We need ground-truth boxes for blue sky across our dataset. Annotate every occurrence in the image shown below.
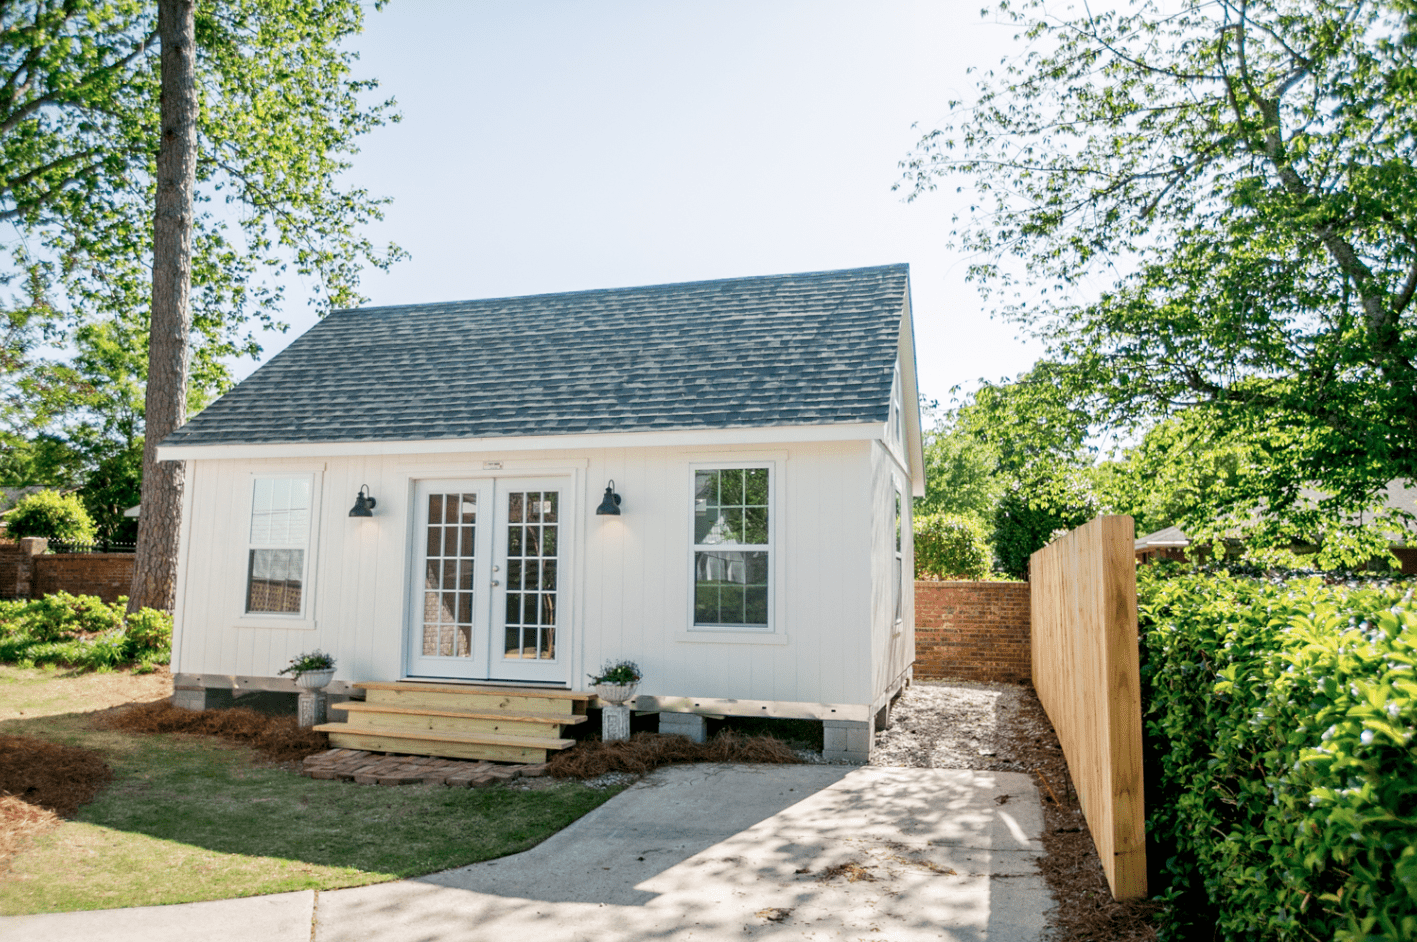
[245,0,1050,413]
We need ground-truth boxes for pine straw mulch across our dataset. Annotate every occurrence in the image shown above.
[987,685,1161,942]
[95,699,330,764]
[0,733,114,872]
[547,729,800,779]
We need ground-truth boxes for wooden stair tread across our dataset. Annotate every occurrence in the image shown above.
[331,701,588,725]
[314,723,575,751]
[358,681,593,700]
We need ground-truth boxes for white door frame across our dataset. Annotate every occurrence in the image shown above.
[404,472,576,685]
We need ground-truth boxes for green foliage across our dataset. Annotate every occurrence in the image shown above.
[914,513,994,580]
[277,650,335,677]
[5,489,96,542]
[588,660,642,685]
[991,469,1099,578]
[1139,568,1417,942]
[1096,417,1248,539]
[917,419,1002,524]
[76,439,143,544]
[0,592,170,669]
[0,0,404,481]
[901,0,1417,552]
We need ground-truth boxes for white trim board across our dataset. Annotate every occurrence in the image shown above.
[155,422,886,462]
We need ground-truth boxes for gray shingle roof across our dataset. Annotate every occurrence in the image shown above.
[163,264,910,448]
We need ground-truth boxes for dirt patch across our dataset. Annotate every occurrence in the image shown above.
[548,730,799,779]
[0,734,114,873]
[97,700,329,763]
[817,861,878,883]
[0,666,173,722]
[872,680,1158,942]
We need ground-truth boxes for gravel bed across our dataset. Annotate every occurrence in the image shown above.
[869,679,1054,772]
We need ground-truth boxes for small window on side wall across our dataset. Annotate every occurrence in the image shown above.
[889,361,904,451]
[246,476,312,615]
[893,485,904,626]
[692,466,771,629]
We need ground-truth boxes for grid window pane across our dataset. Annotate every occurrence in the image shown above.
[693,550,768,627]
[246,549,303,613]
[418,490,478,659]
[247,477,313,614]
[502,490,559,661]
[692,467,770,628]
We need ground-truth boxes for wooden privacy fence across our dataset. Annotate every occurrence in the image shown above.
[1030,515,1146,900]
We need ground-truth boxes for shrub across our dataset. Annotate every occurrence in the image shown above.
[123,608,173,662]
[0,593,171,669]
[914,513,993,580]
[4,490,96,543]
[991,470,1098,577]
[1139,567,1417,942]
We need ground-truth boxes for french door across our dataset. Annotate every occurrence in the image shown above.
[406,477,567,684]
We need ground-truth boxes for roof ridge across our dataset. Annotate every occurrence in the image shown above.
[328,263,909,317]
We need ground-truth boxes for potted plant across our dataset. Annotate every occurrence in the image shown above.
[279,650,336,690]
[588,659,641,705]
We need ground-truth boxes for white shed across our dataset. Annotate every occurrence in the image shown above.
[158,265,925,761]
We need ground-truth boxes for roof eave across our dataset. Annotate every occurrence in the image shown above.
[155,421,887,462]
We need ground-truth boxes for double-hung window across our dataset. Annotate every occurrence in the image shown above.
[692,466,771,629]
[245,476,312,616]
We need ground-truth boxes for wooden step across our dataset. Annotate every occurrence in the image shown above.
[315,723,575,764]
[331,701,586,739]
[356,681,592,715]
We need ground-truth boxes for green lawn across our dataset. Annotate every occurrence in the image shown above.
[0,666,621,914]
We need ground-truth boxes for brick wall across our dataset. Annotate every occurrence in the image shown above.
[32,553,136,604]
[0,538,46,599]
[913,580,1032,684]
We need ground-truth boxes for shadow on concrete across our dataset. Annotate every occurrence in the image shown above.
[313,765,1051,942]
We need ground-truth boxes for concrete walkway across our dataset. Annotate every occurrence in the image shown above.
[1,764,1051,942]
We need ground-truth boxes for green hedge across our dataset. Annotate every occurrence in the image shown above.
[0,592,171,671]
[914,513,994,580]
[1139,567,1417,942]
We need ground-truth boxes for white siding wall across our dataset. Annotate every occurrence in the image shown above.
[171,439,879,708]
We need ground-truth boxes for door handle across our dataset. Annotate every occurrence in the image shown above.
[491,579,501,587]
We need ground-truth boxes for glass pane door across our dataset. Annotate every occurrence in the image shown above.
[489,479,566,683]
[406,476,570,685]
[406,481,492,679]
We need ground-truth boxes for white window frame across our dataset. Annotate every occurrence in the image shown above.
[888,361,904,453]
[893,482,905,635]
[679,457,786,644]
[237,471,321,629]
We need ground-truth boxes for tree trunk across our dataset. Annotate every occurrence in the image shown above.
[129,0,197,614]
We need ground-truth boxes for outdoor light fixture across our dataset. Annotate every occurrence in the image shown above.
[595,480,622,516]
[349,485,377,518]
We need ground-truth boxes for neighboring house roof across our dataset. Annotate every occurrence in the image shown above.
[1134,526,1190,552]
[1135,481,1417,550]
[162,265,913,448]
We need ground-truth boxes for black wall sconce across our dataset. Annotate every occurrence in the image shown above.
[595,480,622,516]
[349,484,377,518]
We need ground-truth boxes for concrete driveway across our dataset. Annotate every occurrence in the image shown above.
[1,764,1051,942]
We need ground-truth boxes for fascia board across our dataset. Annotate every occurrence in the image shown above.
[156,422,883,462]
[898,293,928,498]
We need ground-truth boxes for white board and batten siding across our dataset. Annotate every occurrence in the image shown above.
[171,439,888,712]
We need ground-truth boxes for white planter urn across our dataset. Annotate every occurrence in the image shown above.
[294,669,335,691]
[595,682,639,706]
